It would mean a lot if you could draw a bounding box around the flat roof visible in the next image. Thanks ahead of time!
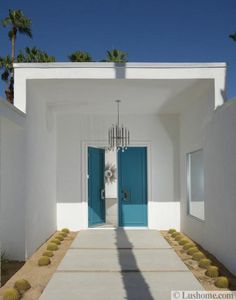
[13,61,227,113]
[13,62,227,69]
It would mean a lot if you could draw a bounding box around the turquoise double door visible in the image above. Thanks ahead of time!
[88,147,105,226]
[88,147,147,227]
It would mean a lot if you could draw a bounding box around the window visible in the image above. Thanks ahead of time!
[187,149,205,220]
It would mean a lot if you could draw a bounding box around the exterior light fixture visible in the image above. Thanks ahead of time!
[108,100,130,152]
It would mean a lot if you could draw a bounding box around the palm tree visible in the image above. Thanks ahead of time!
[2,9,32,62]
[0,56,14,103]
[1,9,32,103]
[68,51,92,62]
[0,48,55,103]
[105,49,128,63]
[229,32,236,41]
[17,47,55,62]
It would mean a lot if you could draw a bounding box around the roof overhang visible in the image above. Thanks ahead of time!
[13,62,227,114]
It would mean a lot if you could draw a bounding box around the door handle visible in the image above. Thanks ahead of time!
[122,189,129,201]
[101,188,105,200]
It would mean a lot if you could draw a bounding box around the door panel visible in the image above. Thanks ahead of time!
[88,147,105,226]
[118,147,147,226]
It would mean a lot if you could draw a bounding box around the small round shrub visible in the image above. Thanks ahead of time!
[192,251,205,261]
[58,232,67,238]
[187,247,199,255]
[43,251,54,257]
[199,258,212,269]
[47,243,59,251]
[179,238,189,245]
[171,232,180,238]
[55,237,63,242]
[55,235,64,241]
[215,276,229,289]
[3,288,20,300]
[38,256,51,266]
[62,228,70,234]
[183,243,195,250]
[175,234,184,241]
[206,266,219,278]
[14,279,31,293]
[168,229,176,234]
[51,239,61,245]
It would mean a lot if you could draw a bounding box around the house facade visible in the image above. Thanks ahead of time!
[0,62,236,275]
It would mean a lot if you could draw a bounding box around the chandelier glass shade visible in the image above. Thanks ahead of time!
[108,100,130,152]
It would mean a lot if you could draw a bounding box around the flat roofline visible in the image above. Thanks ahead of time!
[13,62,227,69]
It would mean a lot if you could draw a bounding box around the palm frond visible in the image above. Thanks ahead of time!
[68,51,92,62]
[105,49,128,62]
[1,70,10,82]
[16,47,55,63]
[2,9,33,40]
[8,30,14,40]
[1,16,11,27]
[0,55,14,82]
[229,33,236,41]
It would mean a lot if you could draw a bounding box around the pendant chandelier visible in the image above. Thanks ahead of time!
[108,100,130,152]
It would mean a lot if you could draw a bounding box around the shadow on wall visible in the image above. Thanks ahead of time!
[220,89,227,103]
[114,63,126,79]
[159,114,180,202]
[220,65,227,103]
[115,229,154,300]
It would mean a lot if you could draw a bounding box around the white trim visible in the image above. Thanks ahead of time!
[81,140,152,229]
[13,62,227,69]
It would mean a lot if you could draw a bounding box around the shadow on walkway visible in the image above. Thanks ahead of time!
[115,228,154,300]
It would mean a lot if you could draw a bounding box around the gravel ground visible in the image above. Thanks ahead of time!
[0,231,77,300]
[161,230,236,291]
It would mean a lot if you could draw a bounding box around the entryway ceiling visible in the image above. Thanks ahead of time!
[28,78,213,114]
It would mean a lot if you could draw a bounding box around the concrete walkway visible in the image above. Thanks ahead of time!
[39,229,202,300]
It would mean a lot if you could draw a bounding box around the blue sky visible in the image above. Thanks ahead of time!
[0,0,236,98]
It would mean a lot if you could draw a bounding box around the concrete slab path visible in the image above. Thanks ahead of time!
[39,229,203,300]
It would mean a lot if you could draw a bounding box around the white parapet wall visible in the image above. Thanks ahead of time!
[0,98,26,260]
[24,86,57,259]
[181,97,236,275]
[204,99,236,275]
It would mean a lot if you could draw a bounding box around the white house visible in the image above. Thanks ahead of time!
[0,62,236,275]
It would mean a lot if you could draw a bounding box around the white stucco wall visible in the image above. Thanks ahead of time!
[0,95,57,260]
[203,99,236,275]
[56,113,180,230]
[105,150,117,199]
[24,86,57,258]
[105,150,118,226]
[0,98,26,260]
[180,86,236,274]
[9,62,227,262]
[180,83,214,242]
